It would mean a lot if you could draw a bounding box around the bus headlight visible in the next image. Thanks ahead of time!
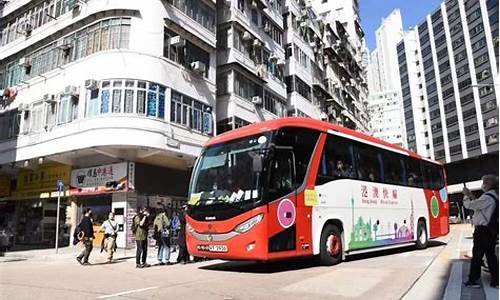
[186,223,195,234]
[234,214,264,234]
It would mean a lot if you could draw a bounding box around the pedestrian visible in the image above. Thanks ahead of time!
[153,207,171,265]
[463,175,499,288]
[133,207,151,268]
[99,212,118,263]
[76,208,94,265]
[177,205,190,264]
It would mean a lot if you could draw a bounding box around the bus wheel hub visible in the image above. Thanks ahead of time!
[327,234,341,256]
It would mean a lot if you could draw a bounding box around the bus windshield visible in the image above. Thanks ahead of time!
[188,127,321,221]
[189,132,272,211]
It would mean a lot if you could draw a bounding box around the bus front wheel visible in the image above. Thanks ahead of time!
[416,220,428,249]
[319,224,343,266]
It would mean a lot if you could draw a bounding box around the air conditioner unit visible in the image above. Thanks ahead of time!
[18,103,29,111]
[85,79,98,90]
[64,85,79,96]
[43,94,56,103]
[276,59,285,66]
[18,57,30,67]
[190,61,206,75]
[242,31,252,41]
[170,36,186,48]
[251,96,262,105]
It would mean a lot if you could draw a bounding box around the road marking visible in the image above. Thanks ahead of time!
[442,262,462,300]
[97,286,158,299]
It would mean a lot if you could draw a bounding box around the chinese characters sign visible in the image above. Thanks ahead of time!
[70,162,133,195]
[361,184,399,205]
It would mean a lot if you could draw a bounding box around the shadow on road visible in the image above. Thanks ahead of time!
[199,241,447,274]
[346,240,446,262]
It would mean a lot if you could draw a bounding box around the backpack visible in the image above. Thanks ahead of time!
[485,191,499,236]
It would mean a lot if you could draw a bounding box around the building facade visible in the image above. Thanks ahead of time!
[312,0,370,132]
[0,0,217,248]
[0,0,370,249]
[397,28,433,158]
[367,9,406,148]
[400,0,498,163]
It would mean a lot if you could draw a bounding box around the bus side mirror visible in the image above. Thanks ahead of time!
[252,155,263,173]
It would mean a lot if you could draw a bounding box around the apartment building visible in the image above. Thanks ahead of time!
[313,0,370,132]
[0,0,370,249]
[397,28,433,158]
[0,0,217,248]
[367,9,406,148]
[401,0,498,163]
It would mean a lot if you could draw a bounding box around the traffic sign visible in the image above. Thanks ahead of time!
[56,180,64,192]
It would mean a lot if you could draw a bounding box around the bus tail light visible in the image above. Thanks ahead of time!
[234,214,264,234]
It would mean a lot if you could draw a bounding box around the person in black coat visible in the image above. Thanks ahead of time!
[76,208,95,265]
[176,206,190,264]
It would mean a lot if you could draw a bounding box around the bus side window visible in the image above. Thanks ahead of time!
[356,143,382,182]
[406,157,423,187]
[382,151,406,185]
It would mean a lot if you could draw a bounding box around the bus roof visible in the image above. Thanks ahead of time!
[206,117,442,165]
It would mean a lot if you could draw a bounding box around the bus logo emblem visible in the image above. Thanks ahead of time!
[207,234,213,242]
[277,198,296,229]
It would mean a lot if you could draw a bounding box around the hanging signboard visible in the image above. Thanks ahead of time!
[69,162,134,195]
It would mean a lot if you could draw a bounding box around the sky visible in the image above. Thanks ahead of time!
[360,0,444,51]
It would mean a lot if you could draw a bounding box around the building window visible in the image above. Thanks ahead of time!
[234,72,262,100]
[467,139,481,150]
[0,110,20,141]
[57,95,78,125]
[469,23,483,37]
[484,117,498,128]
[170,90,213,135]
[264,90,287,117]
[487,134,498,146]
[0,18,131,90]
[164,28,210,78]
[0,0,73,47]
[169,0,216,32]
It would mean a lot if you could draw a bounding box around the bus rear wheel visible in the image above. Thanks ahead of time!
[319,224,343,266]
[416,220,428,249]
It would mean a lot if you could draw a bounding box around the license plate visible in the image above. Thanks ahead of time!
[198,244,228,252]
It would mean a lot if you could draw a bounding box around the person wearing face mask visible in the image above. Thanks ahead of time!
[99,212,118,263]
[462,175,499,288]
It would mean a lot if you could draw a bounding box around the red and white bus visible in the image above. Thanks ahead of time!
[186,118,449,265]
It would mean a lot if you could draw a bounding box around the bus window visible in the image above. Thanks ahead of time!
[382,151,406,185]
[268,150,295,199]
[274,127,320,187]
[422,162,445,190]
[356,144,383,182]
[406,157,423,187]
[316,135,355,185]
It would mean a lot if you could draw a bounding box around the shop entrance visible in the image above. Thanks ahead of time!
[78,195,112,247]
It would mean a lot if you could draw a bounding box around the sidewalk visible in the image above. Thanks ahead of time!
[0,244,180,264]
[403,224,498,300]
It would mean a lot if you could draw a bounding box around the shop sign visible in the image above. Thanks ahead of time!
[69,162,132,195]
[0,175,11,197]
[12,163,71,199]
